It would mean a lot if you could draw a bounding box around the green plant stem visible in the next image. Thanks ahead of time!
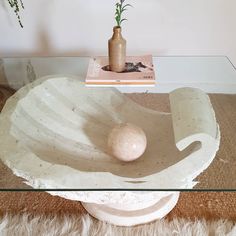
[115,0,131,27]
[7,0,24,28]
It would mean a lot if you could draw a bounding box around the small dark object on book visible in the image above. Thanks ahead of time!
[102,62,153,73]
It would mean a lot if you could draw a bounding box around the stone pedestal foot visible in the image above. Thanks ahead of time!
[81,192,179,226]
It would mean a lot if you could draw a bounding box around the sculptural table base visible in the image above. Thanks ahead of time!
[82,192,179,226]
[0,76,220,189]
[0,76,220,227]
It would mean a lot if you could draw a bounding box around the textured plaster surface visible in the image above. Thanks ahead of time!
[0,76,220,193]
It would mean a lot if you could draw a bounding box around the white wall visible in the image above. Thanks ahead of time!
[0,0,236,66]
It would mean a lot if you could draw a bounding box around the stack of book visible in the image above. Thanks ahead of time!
[85,55,156,87]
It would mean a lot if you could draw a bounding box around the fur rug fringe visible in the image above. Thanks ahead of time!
[0,214,235,236]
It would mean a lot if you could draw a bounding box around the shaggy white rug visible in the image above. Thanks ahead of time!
[0,214,235,236]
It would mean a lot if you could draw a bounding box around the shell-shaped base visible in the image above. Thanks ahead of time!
[0,75,220,189]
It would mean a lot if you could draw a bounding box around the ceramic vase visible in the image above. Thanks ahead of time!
[108,26,126,72]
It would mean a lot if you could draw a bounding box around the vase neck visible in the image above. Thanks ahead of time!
[112,26,123,39]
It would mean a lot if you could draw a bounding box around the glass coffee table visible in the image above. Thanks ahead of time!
[0,56,235,226]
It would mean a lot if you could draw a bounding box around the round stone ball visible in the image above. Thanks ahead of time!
[108,123,147,162]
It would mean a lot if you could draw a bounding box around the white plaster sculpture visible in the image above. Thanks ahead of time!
[0,75,220,226]
[48,191,179,226]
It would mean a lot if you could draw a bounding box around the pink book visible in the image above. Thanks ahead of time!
[85,55,156,86]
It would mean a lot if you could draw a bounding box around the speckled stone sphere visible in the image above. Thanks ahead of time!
[108,123,147,162]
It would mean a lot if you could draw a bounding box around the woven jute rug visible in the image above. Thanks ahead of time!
[0,192,236,221]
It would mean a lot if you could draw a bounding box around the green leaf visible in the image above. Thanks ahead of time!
[114,1,132,26]
[115,2,121,11]
[115,9,120,16]
[7,0,14,7]
[122,4,132,11]
[115,15,121,26]
[120,18,127,25]
[120,8,127,14]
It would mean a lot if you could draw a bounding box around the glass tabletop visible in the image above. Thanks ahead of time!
[0,56,236,190]
[0,56,236,93]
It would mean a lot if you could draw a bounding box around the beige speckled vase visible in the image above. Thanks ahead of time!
[108,26,126,72]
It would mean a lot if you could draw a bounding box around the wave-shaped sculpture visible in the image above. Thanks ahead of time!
[0,75,220,189]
